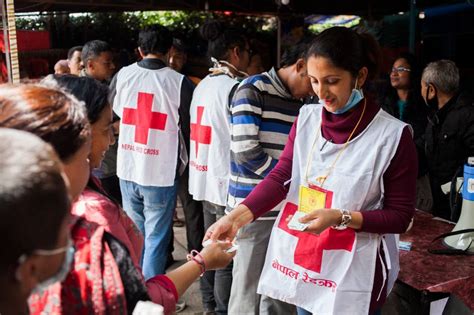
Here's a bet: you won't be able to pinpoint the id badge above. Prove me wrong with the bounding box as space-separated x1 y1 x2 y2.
288 185 334 231
298 185 327 214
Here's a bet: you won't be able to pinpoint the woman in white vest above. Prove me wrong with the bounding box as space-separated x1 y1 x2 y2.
188 20 250 314
204 27 418 315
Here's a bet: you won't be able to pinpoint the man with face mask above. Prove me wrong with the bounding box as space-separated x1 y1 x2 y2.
421 59 474 220
0 129 72 314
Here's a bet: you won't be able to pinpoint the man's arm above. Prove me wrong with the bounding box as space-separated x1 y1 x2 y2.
230 84 277 179
108 72 119 107
179 76 195 153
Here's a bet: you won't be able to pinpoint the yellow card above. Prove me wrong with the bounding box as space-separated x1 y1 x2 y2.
298 185 327 214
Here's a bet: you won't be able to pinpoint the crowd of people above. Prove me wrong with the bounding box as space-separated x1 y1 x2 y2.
1 20 473 315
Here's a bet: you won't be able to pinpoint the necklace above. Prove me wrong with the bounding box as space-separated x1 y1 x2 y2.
305 98 367 187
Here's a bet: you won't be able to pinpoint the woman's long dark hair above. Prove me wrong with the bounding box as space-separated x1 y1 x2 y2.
383 52 424 118
46 75 119 204
306 27 382 81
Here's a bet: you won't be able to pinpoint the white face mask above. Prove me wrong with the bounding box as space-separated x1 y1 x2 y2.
209 57 249 80
17 239 75 294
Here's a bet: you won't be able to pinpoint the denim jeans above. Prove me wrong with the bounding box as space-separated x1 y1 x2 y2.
120 179 177 279
200 201 233 314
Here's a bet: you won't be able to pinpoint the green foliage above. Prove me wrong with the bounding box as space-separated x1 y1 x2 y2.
138 11 211 31
138 11 275 34
16 15 48 30
15 10 276 52
308 17 361 34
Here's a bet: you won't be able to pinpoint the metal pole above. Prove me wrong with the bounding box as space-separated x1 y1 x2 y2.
409 0 417 53
1 0 12 82
5 0 18 83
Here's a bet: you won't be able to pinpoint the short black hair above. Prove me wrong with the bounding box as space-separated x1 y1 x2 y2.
199 20 247 60
138 25 173 55
280 38 313 68
47 74 110 124
67 46 83 60
0 128 70 272
81 40 112 64
172 38 188 53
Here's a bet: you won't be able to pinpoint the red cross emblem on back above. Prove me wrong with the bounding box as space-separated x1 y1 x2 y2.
190 106 212 157
122 92 168 145
278 202 355 273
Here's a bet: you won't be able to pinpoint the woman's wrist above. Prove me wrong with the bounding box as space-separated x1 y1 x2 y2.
330 209 363 230
229 204 254 228
186 250 206 276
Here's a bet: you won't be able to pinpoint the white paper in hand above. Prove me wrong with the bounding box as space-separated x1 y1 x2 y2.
202 239 213 247
287 211 310 231
202 239 238 253
225 244 238 253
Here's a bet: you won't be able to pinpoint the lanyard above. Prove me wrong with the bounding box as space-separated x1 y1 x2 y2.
304 99 367 187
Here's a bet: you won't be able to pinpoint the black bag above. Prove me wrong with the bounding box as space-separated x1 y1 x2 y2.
428 229 474 255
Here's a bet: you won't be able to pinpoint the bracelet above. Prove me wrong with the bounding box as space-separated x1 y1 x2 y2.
331 209 352 230
186 250 206 276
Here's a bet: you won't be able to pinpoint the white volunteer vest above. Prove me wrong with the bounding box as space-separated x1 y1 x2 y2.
257 105 407 314
113 63 183 187
188 74 237 206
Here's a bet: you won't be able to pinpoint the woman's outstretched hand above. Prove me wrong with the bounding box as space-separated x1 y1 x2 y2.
203 204 254 243
200 241 236 270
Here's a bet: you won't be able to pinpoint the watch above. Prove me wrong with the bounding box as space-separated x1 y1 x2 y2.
332 209 352 230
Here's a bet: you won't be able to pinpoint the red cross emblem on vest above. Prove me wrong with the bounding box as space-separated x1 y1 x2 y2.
122 92 168 145
278 202 355 273
190 106 212 157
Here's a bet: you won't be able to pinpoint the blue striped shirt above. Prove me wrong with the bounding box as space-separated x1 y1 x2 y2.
227 67 303 219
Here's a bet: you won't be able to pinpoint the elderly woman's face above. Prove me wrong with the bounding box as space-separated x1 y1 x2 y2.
307 56 355 113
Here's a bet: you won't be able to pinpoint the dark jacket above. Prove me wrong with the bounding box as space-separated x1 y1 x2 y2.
381 90 429 177
425 91 474 186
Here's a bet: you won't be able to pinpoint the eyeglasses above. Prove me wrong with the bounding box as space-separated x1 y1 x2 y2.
391 66 411 73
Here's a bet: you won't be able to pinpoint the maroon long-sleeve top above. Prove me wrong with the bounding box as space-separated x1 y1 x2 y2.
241 98 417 314
242 97 417 234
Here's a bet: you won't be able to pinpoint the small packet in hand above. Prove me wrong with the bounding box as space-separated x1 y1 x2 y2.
399 241 412 251
288 211 311 231
226 245 238 253
203 239 238 253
